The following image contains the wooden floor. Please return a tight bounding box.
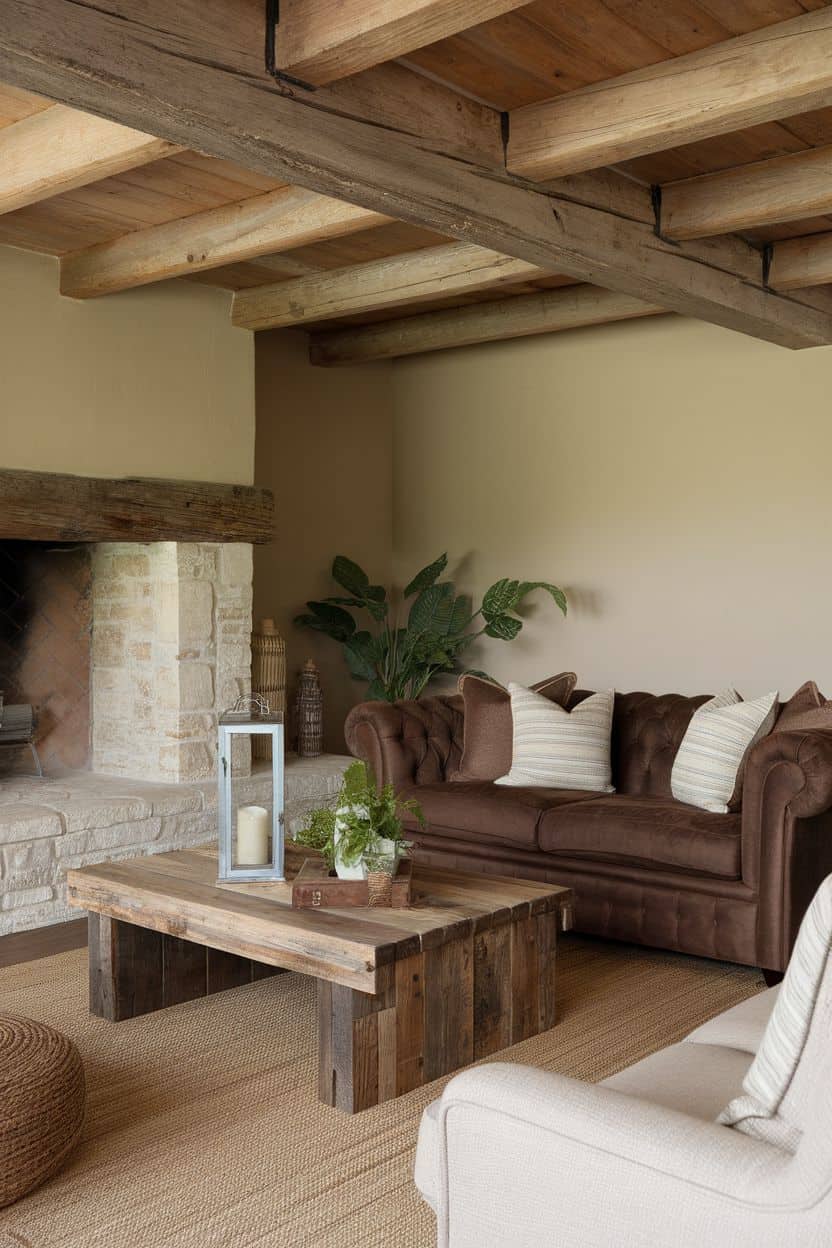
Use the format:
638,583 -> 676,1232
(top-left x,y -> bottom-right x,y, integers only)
0,917 -> 87,969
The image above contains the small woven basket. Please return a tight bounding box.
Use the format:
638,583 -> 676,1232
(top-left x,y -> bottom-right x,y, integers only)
366,871 -> 393,907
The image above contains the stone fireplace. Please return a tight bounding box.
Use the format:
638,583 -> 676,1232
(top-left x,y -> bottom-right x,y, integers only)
0,467 -> 349,935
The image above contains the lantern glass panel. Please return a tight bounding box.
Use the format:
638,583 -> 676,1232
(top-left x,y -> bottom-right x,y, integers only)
218,704 -> 284,882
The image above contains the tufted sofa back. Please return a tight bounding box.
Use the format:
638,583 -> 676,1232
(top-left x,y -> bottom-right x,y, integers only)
347,688 -> 715,796
608,690 -> 711,797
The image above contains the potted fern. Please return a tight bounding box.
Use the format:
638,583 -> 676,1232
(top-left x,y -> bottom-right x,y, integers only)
296,760 -> 424,882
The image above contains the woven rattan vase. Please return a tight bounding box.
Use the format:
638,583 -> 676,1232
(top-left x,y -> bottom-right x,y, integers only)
0,1014 -> 85,1208
366,871 -> 393,907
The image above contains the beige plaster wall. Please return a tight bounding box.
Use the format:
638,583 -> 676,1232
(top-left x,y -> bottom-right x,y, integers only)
0,246 -> 255,484
254,329 -> 392,751
391,315 -> 832,702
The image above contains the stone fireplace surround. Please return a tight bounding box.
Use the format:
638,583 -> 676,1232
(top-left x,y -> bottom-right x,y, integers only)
0,537 -> 350,933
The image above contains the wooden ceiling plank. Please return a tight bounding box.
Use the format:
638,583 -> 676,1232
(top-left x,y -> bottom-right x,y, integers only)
0,104 -> 181,215
60,187 -> 390,298
769,233 -> 832,291
275,0 -> 532,87
661,144 -> 832,239
2,0 -> 832,350
309,284 -> 665,365
507,8 -> 832,181
231,243 -> 546,331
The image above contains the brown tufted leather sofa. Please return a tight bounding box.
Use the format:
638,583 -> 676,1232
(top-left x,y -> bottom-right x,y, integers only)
345,690 -> 832,974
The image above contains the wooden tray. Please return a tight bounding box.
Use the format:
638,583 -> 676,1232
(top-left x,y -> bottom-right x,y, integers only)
291,857 -> 412,910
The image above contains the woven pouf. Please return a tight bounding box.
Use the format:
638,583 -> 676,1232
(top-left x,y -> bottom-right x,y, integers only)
0,1014 -> 85,1208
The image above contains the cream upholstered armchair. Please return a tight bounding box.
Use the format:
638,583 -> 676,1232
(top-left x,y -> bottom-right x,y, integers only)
415,876 -> 832,1247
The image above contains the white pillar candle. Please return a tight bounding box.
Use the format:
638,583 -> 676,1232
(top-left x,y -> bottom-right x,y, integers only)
236,804 -> 270,865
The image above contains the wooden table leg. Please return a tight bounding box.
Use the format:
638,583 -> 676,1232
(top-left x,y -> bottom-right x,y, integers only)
317,910 -> 561,1113
88,914 -> 285,1021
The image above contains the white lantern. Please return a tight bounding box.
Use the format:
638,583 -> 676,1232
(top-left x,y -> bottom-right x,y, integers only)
217,696 -> 285,882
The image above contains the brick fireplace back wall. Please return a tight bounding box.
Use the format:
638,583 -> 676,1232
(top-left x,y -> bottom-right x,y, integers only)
0,542 -> 92,774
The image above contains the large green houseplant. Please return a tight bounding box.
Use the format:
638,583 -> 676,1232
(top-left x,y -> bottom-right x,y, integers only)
295,553 -> 566,703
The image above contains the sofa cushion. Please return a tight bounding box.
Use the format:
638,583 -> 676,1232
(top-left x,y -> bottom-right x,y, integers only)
719,875 -> 832,1152
602,1042 -> 752,1121
775,679 -> 832,734
684,986 -> 778,1055
670,688 -> 779,814
496,685 -> 615,793
452,672 -> 576,783
538,795 -> 742,878
402,782 -> 598,851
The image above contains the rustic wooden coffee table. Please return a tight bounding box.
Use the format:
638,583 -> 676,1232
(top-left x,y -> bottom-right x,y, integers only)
67,845 -> 572,1113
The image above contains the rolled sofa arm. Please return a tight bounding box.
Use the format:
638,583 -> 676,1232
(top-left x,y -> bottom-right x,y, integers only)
745,727 -> 832,821
344,701 -> 411,789
741,727 -> 832,969
419,1065 -> 794,1248
345,695 -> 464,789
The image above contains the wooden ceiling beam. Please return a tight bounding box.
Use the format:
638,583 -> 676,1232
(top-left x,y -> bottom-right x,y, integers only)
2,0 -> 832,350
309,285 -> 665,365
60,187 -> 390,298
231,243 -> 546,331
0,103 -> 180,215
274,0 -> 531,88
661,145 -> 832,241
508,8 -> 832,181
768,234 -> 832,292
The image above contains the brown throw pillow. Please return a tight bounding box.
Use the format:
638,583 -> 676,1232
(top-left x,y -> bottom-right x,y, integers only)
452,672 -> 577,782
775,681 -> 832,734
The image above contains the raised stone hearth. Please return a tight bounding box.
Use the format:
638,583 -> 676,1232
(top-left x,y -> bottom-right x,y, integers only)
0,755 -> 350,932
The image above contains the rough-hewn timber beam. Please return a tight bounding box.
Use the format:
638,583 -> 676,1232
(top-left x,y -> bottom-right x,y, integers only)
232,243 -> 546,331
275,0 -> 531,87
309,285 -> 665,365
769,234 -> 832,292
0,468 -> 274,544
0,103 -> 180,215
661,145 -> 832,241
508,9 -> 832,181
2,0 -> 831,349
60,187 -> 390,298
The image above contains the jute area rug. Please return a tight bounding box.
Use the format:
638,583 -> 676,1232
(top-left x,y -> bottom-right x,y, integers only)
0,935 -> 762,1248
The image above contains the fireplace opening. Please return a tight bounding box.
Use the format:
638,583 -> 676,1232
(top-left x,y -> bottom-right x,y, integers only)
0,541 -> 92,776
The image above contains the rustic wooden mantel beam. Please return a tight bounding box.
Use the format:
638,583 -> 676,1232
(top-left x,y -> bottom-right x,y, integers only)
0,469 -> 275,544
2,0 -> 832,349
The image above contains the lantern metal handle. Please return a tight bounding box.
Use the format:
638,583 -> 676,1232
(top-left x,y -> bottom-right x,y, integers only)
222,693 -> 272,718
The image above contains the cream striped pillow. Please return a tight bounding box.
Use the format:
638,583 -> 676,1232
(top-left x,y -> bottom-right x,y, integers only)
718,874 -> 832,1151
495,684 -> 615,792
671,688 -> 778,813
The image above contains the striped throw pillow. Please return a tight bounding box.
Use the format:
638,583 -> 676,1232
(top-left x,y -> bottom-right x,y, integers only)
671,688 -> 778,814
718,874 -> 832,1151
495,684 -> 615,792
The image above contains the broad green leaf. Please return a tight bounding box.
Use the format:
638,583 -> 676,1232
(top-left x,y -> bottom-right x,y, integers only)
448,593 -> 472,635
325,593 -> 388,622
408,582 -> 453,634
331,555 -> 369,595
366,678 -> 391,701
343,632 -> 377,682
305,600 -> 356,640
482,578 -> 521,618
517,580 -> 568,616
404,553 -> 448,598
484,614 -> 523,641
